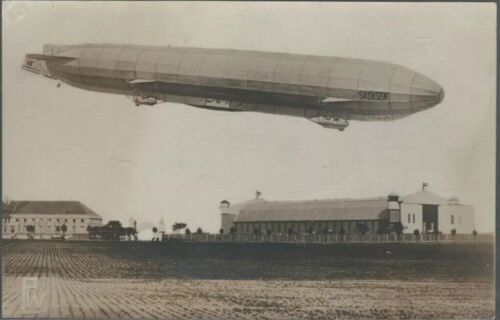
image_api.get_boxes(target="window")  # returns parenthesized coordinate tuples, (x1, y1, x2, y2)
(412, 214, 415, 224)
(408, 214, 411, 224)
(16, 219, 18, 222)
(24, 219, 27, 222)
(81, 219, 84, 223)
(451, 215, 454, 224)
(73, 219, 76, 223)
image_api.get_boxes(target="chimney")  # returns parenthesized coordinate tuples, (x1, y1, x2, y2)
(388, 192, 399, 202)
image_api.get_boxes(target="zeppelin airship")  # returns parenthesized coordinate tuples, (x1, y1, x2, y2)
(22, 44, 444, 131)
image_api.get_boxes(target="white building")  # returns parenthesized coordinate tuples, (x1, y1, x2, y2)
(2, 201, 103, 239)
(399, 190, 475, 234)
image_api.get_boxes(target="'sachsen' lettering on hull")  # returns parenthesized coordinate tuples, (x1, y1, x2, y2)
(358, 91, 390, 101)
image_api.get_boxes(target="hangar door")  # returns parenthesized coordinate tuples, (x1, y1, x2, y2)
(422, 205, 438, 233)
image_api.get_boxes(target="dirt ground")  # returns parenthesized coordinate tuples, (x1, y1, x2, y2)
(2, 240, 494, 319)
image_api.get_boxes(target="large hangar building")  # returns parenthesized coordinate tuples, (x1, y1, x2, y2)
(220, 189, 474, 235)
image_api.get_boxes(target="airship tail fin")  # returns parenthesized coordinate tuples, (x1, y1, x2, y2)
(22, 54, 74, 79)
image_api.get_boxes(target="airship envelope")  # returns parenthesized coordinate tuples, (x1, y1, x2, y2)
(23, 44, 444, 131)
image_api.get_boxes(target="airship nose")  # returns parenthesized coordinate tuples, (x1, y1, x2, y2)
(407, 72, 444, 111)
(438, 87, 445, 103)
(387, 67, 444, 119)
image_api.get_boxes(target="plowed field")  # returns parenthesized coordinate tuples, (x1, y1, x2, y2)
(2, 240, 494, 319)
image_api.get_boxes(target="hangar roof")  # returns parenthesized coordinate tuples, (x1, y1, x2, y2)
(401, 190, 448, 205)
(2, 201, 101, 217)
(221, 198, 265, 215)
(236, 198, 388, 222)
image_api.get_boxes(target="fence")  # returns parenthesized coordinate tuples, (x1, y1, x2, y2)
(163, 233, 493, 244)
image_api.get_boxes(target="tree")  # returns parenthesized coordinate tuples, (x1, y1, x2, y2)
(339, 227, 346, 241)
(266, 229, 272, 236)
(25, 225, 35, 240)
(124, 227, 136, 241)
(451, 229, 457, 240)
(322, 227, 329, 235)
(229, 226, 237, 241)
(472, 230, 478, 240)
(152, 227, 158, 242)
(392, 222, 404, 240)
(185, 228, 191, 235)
(306, 225, 314, 235)
(172, 223, 187, 231)
(287, 227, 294, 235)
(196, 227, 203, 235)
(87, 225, 96, 239)
(413, 229, 420, 241)
(253, 228, 261, 236)
(355, 223, 369, 236)
(377, 220, 389, 235)
(219, 228, 224, 235)
(377, 226, 386, 235)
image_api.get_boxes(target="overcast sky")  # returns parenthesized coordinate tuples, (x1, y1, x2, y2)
(2, 2, 496, 233)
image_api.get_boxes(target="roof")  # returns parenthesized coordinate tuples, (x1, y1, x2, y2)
(221, 198, 266, 216)
(400, 190, 449, 205)
(2, 201, 101, 217)
(236, 198, 388, 222)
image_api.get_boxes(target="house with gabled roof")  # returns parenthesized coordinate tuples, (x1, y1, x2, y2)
(2, 200, 103, 238)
